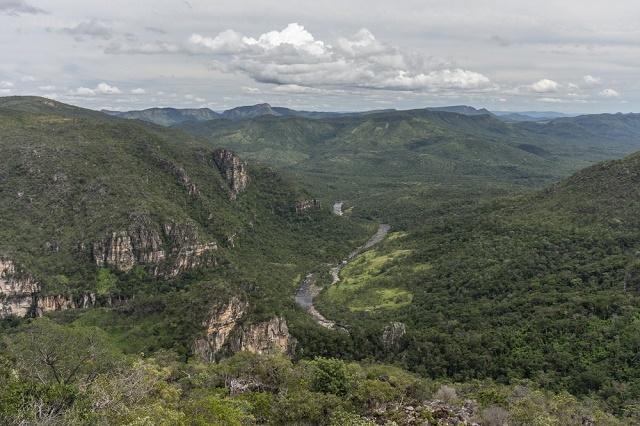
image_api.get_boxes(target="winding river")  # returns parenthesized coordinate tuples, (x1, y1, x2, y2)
(295, 222, 391, 330)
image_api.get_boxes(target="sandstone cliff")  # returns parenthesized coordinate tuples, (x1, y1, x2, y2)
(92, 220, 218, 277)
(1, 258, 122, 319)
(194, 298, 295, 362)
(295, 199, 321, 214)
(1, 258, 39, 317)
(193, 297, 248, 362)
(212, 149, 249, 200)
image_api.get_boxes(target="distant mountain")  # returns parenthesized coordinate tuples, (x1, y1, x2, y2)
(425, 105, 493, 116)
(102, 107, 221, 126)
(494, 110, 574, 122)
(104, 103, 495, 126)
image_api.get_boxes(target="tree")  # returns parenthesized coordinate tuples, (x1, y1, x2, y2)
(5, 318, 121, 387)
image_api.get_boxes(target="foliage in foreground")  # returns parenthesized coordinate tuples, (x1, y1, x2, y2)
(0, 319, 628, 425)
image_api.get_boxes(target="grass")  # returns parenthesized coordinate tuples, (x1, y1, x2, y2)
(322, 248, 413, 312)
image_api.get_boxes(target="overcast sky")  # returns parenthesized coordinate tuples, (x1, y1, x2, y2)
(1, 0, 639, 112)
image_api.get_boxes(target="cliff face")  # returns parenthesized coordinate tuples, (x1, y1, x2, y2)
(92, 221, 217, 277)
(1, 258, 121, 319)
(158, 158, 199, 197)
(229, 317, 295, 355)
(295, 199, 321, 214)
(193, 297, 249, 362)
(194, 298, 295, 362)
(0, 259, 39, 317)
(382, 321, 406, 351)
(212, 149, 249, 200)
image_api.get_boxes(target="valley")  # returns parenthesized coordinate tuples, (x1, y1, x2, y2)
(1, 96, 640, 424)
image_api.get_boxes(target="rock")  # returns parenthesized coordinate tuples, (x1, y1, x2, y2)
(0, 258, 39, 318)
(382, 321, 406, 351)
(229, 317, 296, 355)
(92, 231, 137, 272)
(212, 149, 249, 200)
(194, 298, 295, 362)
(92, 220, 217, 276)
(1, 258, 125, 319)
(163, 222, 218, 277)
(193, 297, 249, 362)
(158, 158, 199, 197)
(295, 199, 321, 214)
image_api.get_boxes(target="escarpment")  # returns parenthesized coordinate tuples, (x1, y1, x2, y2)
(0, 259, 38, 317)
(295, 198, 321, 214)
(91, 220, 218, 277)
(212, 149, 250, 200)
(194, 298, 295, 362)
(1, 258, 122, 319)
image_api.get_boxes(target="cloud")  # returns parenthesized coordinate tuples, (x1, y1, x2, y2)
(530, 79, 560, 93)
(0, 81, 14, 88)
(0, 0, 45, 16)
(583, 75, 601, 86)
(599, 88, 620, 97)
(130, 88, 146, 94)
(241, 86, 262, 94)
(190, 23, 491, 92)
(57, 19, 114, 41)
(38, 85, 56, 91)
(105, 41, 183, 54)
(72, 82, 122, 96)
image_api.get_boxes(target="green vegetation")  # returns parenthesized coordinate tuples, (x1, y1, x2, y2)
(323, 248, 413, 312)
(0, 319, 627, 424)
(3, 97, 640, 422)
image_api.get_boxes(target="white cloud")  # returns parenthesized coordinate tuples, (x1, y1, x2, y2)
(38, 85, 56, 91)
(0, 81, 14, 88)
(105, 41, 183, 55)
(241, 86, 262, 94)
(599, 88, 620, 97)
(583, 75, 601, 86)
(0, 88, 11, 94)
(72, 82, 122, 96)
(58, 19, 114, 41)
(530, 79, 560, 93)
(190, 23, 491, 92)
(130, 88, 146, 94)
(0, 0, 45, 16)
(539, 97, 563, 103)
(74, 87, 96, 95)
(95, 82, 122, 94)
(20, 75, 36, 82)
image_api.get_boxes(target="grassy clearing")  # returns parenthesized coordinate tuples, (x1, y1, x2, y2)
(323, 248, 413, 312)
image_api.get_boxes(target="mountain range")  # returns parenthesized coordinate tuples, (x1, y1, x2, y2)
(2, 95, 640, 423)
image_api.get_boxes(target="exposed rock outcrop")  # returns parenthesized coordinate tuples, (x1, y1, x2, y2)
(382, 321, 406, 351)
(1, 259, 39, 317)
(163, 222, 218, 277)
(229, 317, 296, 355)
(158, 158, 199, 197)
(92, 221, 217, 276)
(1, 258, 125, 319)
(295, 199, 321, 214)
(212, 149, 249, 200)
(193, 297, 249, 362)
(194, 298, 295, 362)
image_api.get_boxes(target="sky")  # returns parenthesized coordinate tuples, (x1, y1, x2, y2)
(1, 0, 639, 113)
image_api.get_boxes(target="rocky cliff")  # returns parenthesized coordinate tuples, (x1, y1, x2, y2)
(158, 158, 199, 197)
(1, 258, 123, 319)
(1, 259, 39, 317)
(193, 297, 249, 362)
(229, 317, 295, 355)
(92, 220, 218, 277)
(295, 199, 321, 214)
(212, 149, 249, 200)
(194, 298, 295, 362)
(382, 321, 406, 351)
